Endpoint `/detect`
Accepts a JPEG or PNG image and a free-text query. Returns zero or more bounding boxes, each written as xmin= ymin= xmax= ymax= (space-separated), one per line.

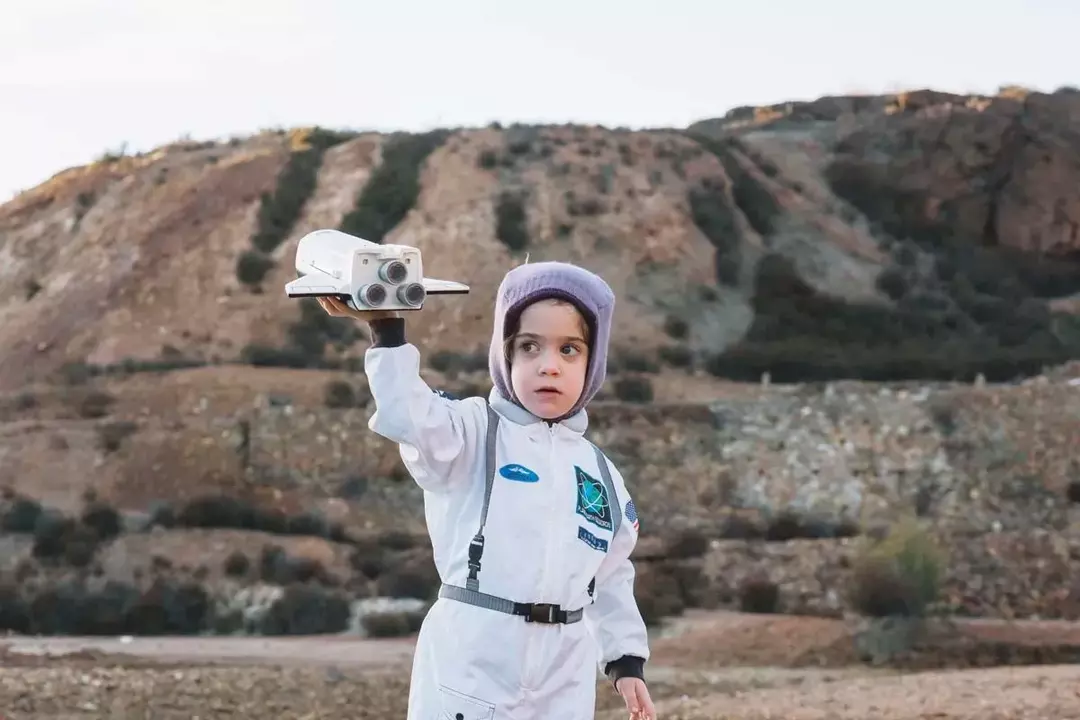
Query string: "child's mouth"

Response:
xmin=535 ymin=387 xmax=561 ymax=396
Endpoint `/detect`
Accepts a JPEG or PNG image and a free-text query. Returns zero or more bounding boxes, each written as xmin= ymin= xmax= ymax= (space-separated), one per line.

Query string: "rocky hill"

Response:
xmin=1 ymin=85 xmax=1080 ymax=638
xmin=3 ymin=85 xmax=1080 ymax=392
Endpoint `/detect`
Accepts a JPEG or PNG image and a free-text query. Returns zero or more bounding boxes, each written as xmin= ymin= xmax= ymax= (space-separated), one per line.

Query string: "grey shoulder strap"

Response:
xmin=465 ymin=399 xmax=500 ymax=592
xmin=479 ymin=400 xmax=499 ymax=532
xmin=591 ymin=443 xmax=622 ymax=538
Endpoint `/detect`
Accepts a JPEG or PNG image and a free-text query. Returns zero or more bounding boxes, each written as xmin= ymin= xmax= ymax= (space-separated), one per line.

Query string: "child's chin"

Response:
xmin=524 ymin=398 xmax=568 ymax=420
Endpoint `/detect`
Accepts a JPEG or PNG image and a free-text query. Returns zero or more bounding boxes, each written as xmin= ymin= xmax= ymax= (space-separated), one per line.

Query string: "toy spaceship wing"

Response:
xmin=422 ymin=277 xmax=470 ymax=294
xmin=284 ymin=271 xmax=346 ymax=299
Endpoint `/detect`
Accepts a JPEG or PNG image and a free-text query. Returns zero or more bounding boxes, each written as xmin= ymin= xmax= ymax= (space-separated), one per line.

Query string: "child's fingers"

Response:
xmin=318 ymin=297 xmax=351 ymax=316
xmin=634 ymin=684 xmax=656 ymax=720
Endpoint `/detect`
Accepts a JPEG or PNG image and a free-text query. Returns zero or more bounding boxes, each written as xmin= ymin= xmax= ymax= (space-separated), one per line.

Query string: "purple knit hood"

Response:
xmin=488 ymin=261 xmax=615 ymax=421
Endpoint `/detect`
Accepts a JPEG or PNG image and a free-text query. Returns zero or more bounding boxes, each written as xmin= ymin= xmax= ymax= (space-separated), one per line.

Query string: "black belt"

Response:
xmin=438 ymin=583 xmax=584 ymax=625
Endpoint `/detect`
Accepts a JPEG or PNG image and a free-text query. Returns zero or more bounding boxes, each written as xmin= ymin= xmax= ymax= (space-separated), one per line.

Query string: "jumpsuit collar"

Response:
xmin=487 ymin=388 xmax=589 ymax=435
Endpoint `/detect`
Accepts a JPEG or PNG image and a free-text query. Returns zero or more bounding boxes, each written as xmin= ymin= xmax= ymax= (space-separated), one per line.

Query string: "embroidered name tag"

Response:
xmin=577 ymin=526 xmax=609 ymax=552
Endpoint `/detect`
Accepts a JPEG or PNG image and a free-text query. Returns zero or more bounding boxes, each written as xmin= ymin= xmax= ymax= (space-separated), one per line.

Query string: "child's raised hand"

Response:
xmin=615 ymin=677 xmax=656 ymax=720
xmin=316 ymin=297 xmax=399 ymax=323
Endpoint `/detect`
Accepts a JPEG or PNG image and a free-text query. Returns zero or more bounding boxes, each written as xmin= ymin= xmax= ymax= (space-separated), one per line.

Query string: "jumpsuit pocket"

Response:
xmin=437 ymin=685 xmax=496 ymax=720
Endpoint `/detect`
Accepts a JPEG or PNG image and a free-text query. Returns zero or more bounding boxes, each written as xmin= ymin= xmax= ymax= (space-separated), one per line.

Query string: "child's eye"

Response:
xmin=561 ymin=344 xmax=581 ymax=356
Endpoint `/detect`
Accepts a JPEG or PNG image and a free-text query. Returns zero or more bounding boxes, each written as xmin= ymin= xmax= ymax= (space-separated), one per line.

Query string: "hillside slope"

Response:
xmin=2 ymin=88 xmax=1080 ymax=639
xmin=3 ymin=86 xmax=1080 ymax=396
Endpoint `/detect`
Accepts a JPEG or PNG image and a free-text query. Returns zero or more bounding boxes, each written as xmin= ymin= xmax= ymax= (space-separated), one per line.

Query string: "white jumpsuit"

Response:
xmin=365 ymin=341 xmax=650 ymax=720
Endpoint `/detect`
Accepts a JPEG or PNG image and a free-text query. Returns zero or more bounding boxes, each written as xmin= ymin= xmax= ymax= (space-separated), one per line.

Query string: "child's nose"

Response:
xmin=538 ymin=350 xmax=561 ymax=374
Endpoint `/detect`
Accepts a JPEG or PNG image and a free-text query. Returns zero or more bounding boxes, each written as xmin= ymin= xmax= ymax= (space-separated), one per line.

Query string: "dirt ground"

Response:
xmin=1 ymin=612 xmax=1079 ymax=719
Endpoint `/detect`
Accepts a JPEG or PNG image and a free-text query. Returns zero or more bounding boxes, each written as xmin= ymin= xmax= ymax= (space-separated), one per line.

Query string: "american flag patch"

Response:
xmin=625 ymin=499 xmax=639 ymax=531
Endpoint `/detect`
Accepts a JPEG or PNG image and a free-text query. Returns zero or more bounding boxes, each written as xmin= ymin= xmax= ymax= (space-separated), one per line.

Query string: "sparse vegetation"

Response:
xmin=688 ymin=181 xmax=742 ymax=285
xmin=1 ymin=496 xmax=43 ymax=533
xmin=240 ymin=298 xmax=361 ymax=370
xmin=658 ymin=344 xmax=693 ymax=368
xmin=24 ymin=278 xmax=42 ymax=299
xmin=634 ymin=566 xmax=689 ymax=626
xmin=97 ymin=419 xmax=137 ymax=453
xmin=77 ymin=390 xmax=115 ymax=419
xmin=739 ymin=576 xmax=781 ymax=614
xmin=323 ymin=379 xmax=359 ymax=408
xmin=1067 ymin=481 xmax=1080 ymax=504
xmin=339 ymin=130 xmax=451 ymax=242
xmin=613 ymin=376 xmax=654 ymax=403
xmin=477 ymin=149 xmax=499 ymax=169
xmin=692 ymin=135 xmax=783 ymax=238
xmin=251 ymin=128 xmax=355 ymax=256
xmin=0 ymin=575 xmax=212 ymax=636
xmin=663 ymin=315 xmax=689 ymax=340
xmin=261 ymin=584 xmax=352 ymax=635
xmin=664 ymin=528 xmax=710 ymax=559
xmin=223 ymin=551 xmax=251 ymax=578
xmin=375 ymin=554 xmax=440 ymax=601
xmin=170 ymin=495 xmax=347 ymax=542
xmin=235 ymin=249 xmax=275 ymax=287
xmin=849 ymin=518 xmax=944 ymax=619
xmin=706 ymin=252 xmax=1077 ymax=383
xmin=764 ymin=510 xmax=861 ymax=541
xmin=362 ymin=609 xmax=427 ymax=637
xmin=427 ymin=349 xmax=488 ymax=375
xmin=81 ymin=497 xmax=122 ymax=541
xmin=494 ymin=190 xmax=530 ymax=251
xmin=235 ymin=127 xmax=355 ymax=290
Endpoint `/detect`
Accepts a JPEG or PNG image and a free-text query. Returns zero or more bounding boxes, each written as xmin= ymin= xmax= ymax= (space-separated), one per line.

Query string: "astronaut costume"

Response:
xmin=363 ymin=261 xmax=650 ymax=720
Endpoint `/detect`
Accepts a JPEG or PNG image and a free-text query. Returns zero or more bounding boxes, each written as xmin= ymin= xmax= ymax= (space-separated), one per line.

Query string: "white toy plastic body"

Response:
xmin=284 ymin=229 xmax=469 ymax=311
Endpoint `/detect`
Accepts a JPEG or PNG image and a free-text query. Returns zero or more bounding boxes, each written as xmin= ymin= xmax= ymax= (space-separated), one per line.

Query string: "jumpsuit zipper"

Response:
xmin=523 ymin=422 xmax=558 ymax=691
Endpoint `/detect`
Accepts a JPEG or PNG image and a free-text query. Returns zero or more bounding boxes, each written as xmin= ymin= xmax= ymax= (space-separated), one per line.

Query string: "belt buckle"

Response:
xmin=527 ymin=603 xmax=559 ymax=624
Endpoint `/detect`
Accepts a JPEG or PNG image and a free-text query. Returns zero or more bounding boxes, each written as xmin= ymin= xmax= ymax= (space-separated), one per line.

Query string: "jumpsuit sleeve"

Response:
xmin=363 ymin=317 xmax=481 ymax=493
xmin=584 ymin=457 xmax=650 ymax=686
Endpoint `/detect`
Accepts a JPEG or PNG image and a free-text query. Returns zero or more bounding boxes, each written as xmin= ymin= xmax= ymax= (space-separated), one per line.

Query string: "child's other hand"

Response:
xmin=615 ymin=677 xmax=656 ymax=720
xmin=316 ymin=297 xmax=399 ymax=323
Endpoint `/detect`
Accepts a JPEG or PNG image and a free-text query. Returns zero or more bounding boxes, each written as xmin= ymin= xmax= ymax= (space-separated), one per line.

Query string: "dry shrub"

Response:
xmin=739 ymin=575 xmax=780 ymax=614
xmin=848 ymin=518 xmax=944 ymax=618
xmin=362 ymin=609 xmax=427 ymax=638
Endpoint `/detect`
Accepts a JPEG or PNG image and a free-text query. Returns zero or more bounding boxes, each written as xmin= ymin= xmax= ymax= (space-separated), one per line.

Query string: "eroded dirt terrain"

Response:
xmin=3 ymin=611 xmax=1080 ymax=719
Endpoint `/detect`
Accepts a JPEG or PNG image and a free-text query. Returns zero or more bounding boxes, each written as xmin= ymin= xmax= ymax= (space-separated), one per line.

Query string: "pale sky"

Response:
xmin=0 ymin=0 xmax=1071 ymax=201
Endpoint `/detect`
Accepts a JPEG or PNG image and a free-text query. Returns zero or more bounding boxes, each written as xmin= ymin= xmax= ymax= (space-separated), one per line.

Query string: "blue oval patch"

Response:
xmin=499 ymin=463 xmax=539 ymax=483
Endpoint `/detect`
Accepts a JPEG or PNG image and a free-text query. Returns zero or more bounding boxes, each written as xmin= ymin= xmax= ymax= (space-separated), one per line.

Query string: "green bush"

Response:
xmin=339 ymin=130 xmax=451 ymax=242
xmin=235 ymin=250 xmax=275 ymax=287
xmin=1067 ymin=480 xmax=1080 ymax=504
xmin=688 ymin=184 xmax=741 ymax=285
xmin=251 ymin=148 xmax=321 ymax=254
xmin=362 ymin=610 xmax=427 ymax=638
xmin=664 ymin=528 xmax=710 ymax=559
xmin=613 ymin=376 xmax=653 ymax=403
xmin=495 ymin=191 xmax=530 ymax=251
xmin=97 ymin=420 xmax=137 ymax=453
xmin=705 ymin=252 xmax=1076 ymax=383
xmin=223 ymin=551 xmax=251 ymax=578
xmin=1 ymin=496 xmax=43 ymax=533
xmin=738 ymin=576 xmax=780 ymax=614
xmin=620 ymin=352 xmax=660 ymax=373
xmin=634 ymin=565 xmax=688 ymax=626
xmin=323 ymin=380 xmax=357 ymax=408
xmin=658 ymin=345 xmax=693 ymax=368
xmin=261 ymin=584 xmax=352 ymax=635
xmin=249 ymin=128 xmax=354 ymax=256
xmin=663 ymin=315 xmax=689 ymax=339
xmin=848 ymin=518 xmax=943 ymax=618
xmin=81 ymin=500 xmax=122 ymax=541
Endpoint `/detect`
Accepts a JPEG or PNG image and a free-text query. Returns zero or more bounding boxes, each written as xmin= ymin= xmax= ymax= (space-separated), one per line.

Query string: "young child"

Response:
xmin=318 ymin=260 xmax=655 ymax=720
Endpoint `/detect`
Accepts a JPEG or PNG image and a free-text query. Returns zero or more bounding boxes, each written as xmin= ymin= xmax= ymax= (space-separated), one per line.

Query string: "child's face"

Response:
xmin=508 ymin=299 xmax=590 ymax=420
